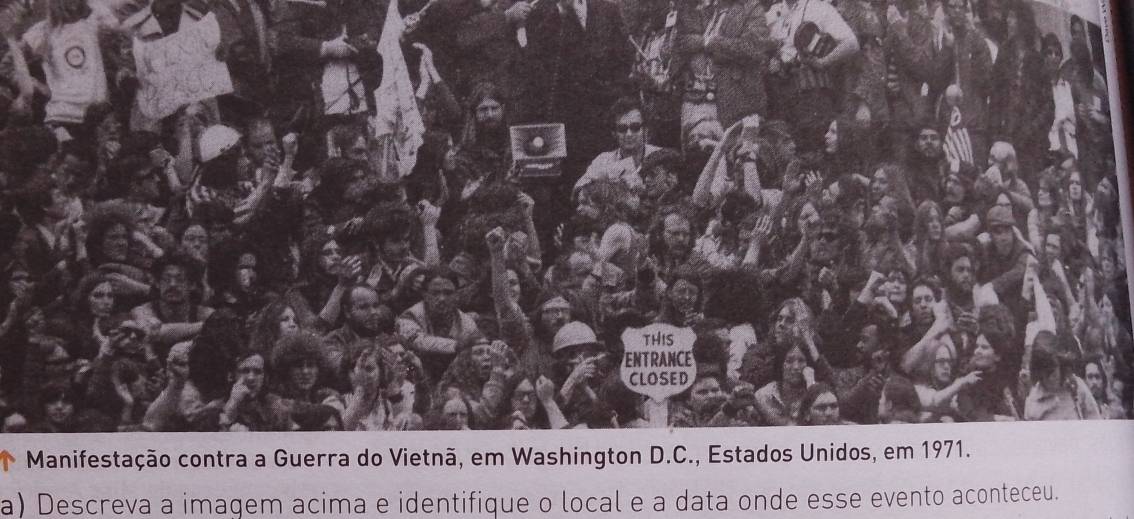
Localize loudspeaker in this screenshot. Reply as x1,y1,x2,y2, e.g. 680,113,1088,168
511,123,567,178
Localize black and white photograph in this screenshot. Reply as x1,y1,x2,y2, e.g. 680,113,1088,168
0,0,1129,433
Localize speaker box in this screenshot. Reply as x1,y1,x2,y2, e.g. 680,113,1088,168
511,123,567,178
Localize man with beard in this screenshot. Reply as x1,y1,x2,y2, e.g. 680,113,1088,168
455,83,512,185
975,0,1008,68
904,124,950,204
397,268,484,381
647,209,694,286
322,284,396,378
861,195,913,278
132,255,215,351
939,242,981,356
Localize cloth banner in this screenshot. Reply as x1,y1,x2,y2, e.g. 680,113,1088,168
371,0,424,179
133,12,233,119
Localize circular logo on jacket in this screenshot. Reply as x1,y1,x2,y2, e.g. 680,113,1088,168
64,46,87,69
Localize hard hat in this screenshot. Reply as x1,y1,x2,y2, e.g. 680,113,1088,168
198,125,242,163
552,321,597,353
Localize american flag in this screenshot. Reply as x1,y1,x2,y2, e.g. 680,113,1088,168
943,106,974,167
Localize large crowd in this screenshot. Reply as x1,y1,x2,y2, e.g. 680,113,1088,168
0,0,1130,432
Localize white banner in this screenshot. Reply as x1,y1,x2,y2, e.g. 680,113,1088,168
133,12,234,120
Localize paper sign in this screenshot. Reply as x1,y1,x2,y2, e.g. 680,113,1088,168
620,323,696,402
134,12,233,119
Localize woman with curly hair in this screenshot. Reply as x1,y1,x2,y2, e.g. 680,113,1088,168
247,297,309,356
83,209,154,297
433,338,518,428
271,332,343,416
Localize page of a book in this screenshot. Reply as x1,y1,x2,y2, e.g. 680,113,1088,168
0,0,1131,516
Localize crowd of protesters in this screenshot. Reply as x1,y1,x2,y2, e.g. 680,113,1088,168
0,0,1130,432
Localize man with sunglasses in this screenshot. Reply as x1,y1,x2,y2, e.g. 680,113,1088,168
84,315,162,429
573,98,668,195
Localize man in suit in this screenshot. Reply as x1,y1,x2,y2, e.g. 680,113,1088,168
672,0,776,130
519,0,634,185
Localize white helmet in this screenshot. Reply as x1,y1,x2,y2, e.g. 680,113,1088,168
198,125,242,163
552,321,597,353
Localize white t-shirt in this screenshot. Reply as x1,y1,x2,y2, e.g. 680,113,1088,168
23,4,118,124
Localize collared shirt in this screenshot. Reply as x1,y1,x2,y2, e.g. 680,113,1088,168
1024,376,1101,421
574,144,661,194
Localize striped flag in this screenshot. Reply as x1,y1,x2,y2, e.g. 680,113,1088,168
371,0,425,180
943,106,974,167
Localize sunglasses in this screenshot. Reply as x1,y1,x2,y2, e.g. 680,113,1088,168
615,123,643,134
112,327,145,341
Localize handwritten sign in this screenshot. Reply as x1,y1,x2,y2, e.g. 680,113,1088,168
134,12,233,119
620,323,696,402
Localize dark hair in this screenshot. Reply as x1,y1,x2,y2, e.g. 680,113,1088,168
189,310,244,401
941,242,975,277
606,97,645,130
1041,33,1062,57
293,404,344,431
119,131,163,158
11,175,54,224
371,204,415,243
153,253,203,289
883,375,921,414
797,382,837,425
312,158,368,208
770,338,816,385
419,267,462,292
1083,355,1111,404
272,332,327,379
72,273,116,316
329,124,365,154
978,304,1017,358
84,210,134,265
909,276,943,301
248,298,298,355
106,154,155,198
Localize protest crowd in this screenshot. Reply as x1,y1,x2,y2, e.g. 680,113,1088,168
0,0,1131,432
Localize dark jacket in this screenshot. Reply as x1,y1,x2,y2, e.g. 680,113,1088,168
271,0,385,110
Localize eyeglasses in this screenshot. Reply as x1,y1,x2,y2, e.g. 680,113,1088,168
615,123,643,134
